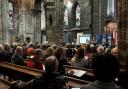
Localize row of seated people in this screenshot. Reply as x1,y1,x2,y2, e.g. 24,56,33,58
9,53,128,89
1,43,128,88
0,42,118,70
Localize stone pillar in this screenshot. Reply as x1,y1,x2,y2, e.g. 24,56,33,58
0,0,3,43
33,9,41,43
18,0,41,43
45,0,64,44
12,0,21,43
24,11,34,41
68,2,77,29
33,0,42,43
1,0,9,43
19,7,34,42
19,7,25,42
79,0,91,29
118,0,128,61
93,0,107,34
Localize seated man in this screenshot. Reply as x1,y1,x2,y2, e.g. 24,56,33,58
81,53,120,89
10,56,69,89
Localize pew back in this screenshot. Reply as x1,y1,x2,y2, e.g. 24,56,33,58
64,65,95,82
0,62,90,88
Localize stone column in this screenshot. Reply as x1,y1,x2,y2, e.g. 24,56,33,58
1,0,9,43
12,0,21,43
118,0,128,61
93,0,107,34
0,0,3,43
68,2,77,29
33,0,42,43
19,7,34,42
33,9,41,43
18,0,42,43
79,0,91,29
45,0,64,44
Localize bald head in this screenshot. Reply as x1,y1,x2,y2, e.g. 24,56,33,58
45,56,59,74
111,47,118,56
97,46,104,53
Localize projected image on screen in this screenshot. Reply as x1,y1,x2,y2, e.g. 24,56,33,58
79,36,90,44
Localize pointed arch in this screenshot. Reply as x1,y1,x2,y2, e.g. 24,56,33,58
69,1,80,28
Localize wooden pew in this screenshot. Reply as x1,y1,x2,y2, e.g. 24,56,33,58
0,62,90,88
64,65,93,72
0,78,11,89
64,65,95,82
120,62,127,69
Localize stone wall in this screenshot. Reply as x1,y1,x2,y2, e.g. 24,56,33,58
79,0,91,29
93,0,107,34
1,0,9,43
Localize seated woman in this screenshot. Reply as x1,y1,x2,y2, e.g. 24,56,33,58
71,47,88,68
3,43,13,62
11,46,25,66
25,49,44,69
54,47,68,74
33,49,44,70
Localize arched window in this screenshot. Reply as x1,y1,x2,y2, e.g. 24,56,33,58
8,1,14,33
41,2,46,30
64,0,73,28
107,0,116,18
64,9,68,27
76,4,80,27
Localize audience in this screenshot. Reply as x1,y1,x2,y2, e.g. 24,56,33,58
0,41,125,88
